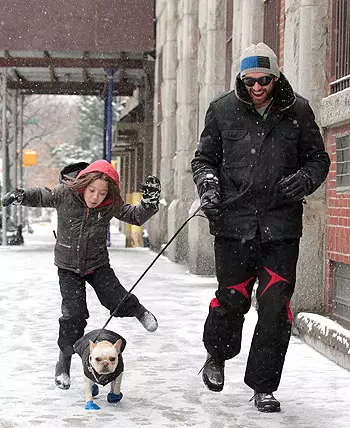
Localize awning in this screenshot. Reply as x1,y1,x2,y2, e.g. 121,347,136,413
0,0,155,96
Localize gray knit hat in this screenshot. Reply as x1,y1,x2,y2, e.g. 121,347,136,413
240,43,280,79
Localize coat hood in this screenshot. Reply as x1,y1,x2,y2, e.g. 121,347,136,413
234,72,296,111
59,162,90,183
77,160,120,190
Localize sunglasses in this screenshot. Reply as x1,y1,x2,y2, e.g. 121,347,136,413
242,75,275,87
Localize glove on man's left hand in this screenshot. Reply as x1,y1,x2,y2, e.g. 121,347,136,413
2,188,25,207
141,176,161,207
279,170,312,201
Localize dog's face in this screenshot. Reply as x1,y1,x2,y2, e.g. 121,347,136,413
89,339,122,374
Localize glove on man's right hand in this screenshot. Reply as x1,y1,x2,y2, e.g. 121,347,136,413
1,188,25,207
201,189,221,220
199,174,221,221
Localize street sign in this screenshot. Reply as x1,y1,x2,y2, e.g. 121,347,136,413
23,150,37,166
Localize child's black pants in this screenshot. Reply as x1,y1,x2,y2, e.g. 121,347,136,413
57,265,141,355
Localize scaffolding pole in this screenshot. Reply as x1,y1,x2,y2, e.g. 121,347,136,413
18,94,24,225
1,68,8,245
11,89,18,224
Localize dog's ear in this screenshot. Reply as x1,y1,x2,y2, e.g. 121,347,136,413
113,339,123,354
89,340,96,352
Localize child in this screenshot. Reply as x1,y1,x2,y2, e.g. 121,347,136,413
1,160,161,390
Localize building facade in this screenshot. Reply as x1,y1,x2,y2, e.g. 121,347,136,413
149,0,350,326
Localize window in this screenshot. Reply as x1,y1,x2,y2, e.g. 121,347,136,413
263,0,280,60
336,134,350,192
330,0,350,93
333,262,350,326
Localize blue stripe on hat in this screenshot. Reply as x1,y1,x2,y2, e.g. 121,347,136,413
240,56,271,72
240,56,259,72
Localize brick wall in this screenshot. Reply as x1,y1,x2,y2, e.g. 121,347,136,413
325,123,350,312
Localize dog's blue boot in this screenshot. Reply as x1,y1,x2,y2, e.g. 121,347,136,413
92,383,99,397
85,401,100,410
107,392,123,403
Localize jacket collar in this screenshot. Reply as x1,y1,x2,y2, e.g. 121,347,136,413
234,72,296,112
87,358,117,386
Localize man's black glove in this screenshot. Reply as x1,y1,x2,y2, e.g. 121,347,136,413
279,170,312,201
1,188,25,207
199,174,222,221
141,176,161,207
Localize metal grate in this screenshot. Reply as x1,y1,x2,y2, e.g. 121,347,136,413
263,0,281,60
336,134,350,192
333,262,350,324
330,0,350,93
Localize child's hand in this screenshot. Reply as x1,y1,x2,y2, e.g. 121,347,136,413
1,188,25,207
141,176,161,207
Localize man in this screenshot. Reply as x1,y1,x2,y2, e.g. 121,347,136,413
191,43,330,412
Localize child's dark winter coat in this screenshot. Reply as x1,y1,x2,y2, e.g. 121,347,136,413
20,160,157,276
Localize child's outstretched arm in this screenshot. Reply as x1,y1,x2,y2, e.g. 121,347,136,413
117,176,161,226
2,186,57,208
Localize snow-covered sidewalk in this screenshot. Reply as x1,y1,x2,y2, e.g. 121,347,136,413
0,223,349,428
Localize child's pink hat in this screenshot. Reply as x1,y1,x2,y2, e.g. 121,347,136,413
77,160,120,190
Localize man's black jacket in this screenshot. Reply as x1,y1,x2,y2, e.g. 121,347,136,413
191,73,330,242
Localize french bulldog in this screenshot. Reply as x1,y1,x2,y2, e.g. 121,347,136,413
74,329,126,410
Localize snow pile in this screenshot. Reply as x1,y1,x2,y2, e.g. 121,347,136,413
294,312,350,369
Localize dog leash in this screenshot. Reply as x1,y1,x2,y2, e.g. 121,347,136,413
92,203,204,342
93,182,253,343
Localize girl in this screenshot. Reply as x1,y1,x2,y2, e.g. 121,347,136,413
2,160,161,390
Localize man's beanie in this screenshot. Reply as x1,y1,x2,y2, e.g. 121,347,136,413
240,43,280,79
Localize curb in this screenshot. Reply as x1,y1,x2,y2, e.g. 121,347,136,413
292,312,350,371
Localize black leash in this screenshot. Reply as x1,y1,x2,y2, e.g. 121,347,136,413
93,182,253,343
93,203,204,342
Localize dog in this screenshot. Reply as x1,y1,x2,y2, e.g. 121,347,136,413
74,329,126,410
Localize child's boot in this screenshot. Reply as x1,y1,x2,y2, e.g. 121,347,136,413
55,350,72,389
135,305,158,332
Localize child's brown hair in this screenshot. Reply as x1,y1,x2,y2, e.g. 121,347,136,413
66,171,124,211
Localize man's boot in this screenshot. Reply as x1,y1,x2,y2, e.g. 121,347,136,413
135,304,158,332
202,353,225,392
55,350,72,390
251,392,281,412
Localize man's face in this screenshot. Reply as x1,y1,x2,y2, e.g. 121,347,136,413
242,72,277,108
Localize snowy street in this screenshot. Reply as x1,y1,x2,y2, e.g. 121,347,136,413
0,223,349,428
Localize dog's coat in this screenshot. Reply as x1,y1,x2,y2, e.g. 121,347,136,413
74,329,126,386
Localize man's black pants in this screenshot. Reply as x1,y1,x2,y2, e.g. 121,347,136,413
57,265,141,355
203,235,300,393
